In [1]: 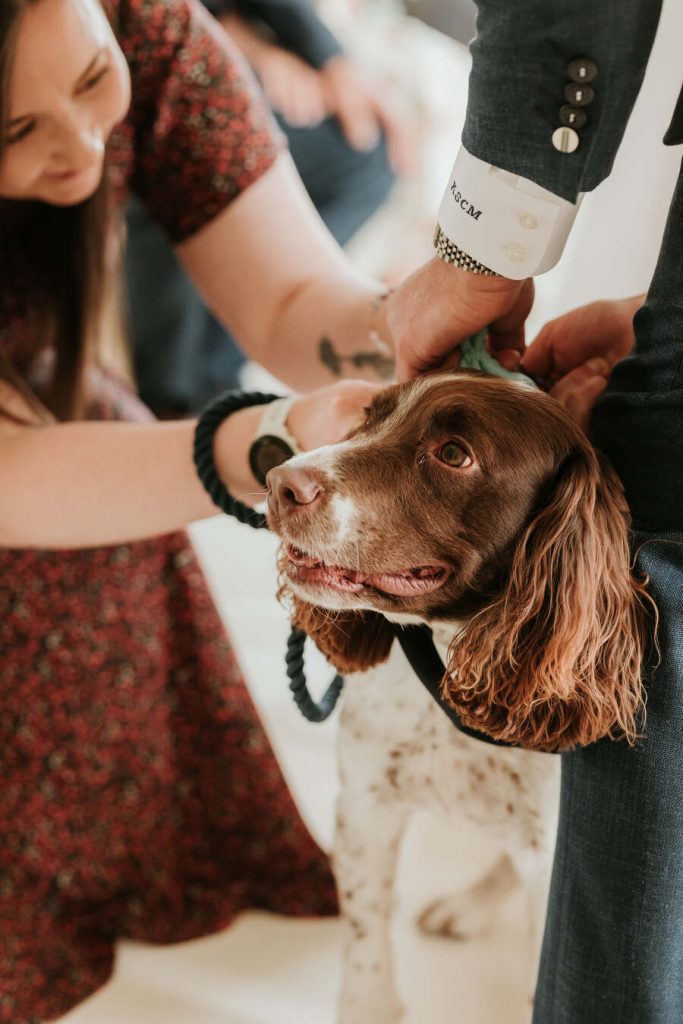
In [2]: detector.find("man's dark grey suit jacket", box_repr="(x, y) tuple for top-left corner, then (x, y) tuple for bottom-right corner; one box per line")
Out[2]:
(462, 0), (682, 535)
(462, 0), (680, 202)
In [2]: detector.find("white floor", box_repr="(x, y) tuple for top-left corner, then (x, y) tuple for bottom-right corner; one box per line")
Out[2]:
(62, 513), (537, 1024)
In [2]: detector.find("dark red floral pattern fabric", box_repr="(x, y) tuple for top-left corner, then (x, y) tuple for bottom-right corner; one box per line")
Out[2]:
(0, 2), (335, 1022)
(107, 0), (285, 242)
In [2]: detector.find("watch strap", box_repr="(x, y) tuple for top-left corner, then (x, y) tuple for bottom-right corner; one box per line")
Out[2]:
(255, 396), (301, 453)
(433, 224), (499, 277)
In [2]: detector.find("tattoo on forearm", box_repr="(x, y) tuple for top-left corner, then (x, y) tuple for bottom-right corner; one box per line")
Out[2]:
(319, 337), (394, 381)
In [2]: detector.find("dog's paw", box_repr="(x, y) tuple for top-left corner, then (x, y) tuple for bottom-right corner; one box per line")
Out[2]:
(417, 891), (500, 940)
(417, 856), (520, 940)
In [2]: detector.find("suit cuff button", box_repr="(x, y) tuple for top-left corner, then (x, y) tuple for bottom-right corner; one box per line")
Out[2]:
(552, 126), (580, 153)
(559, 104), (588, 129)
(564, 82), (595, 106)
(567, 57), (598, 84)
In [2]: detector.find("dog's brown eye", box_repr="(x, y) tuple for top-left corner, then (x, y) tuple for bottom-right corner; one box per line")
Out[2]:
(438, 441), (472, 468)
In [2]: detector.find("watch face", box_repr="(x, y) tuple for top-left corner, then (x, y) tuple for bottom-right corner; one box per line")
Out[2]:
(249, 434), (295, 486)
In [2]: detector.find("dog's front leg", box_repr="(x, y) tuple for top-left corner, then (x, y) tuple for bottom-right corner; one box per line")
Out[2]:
(334, 787), (409, 1024)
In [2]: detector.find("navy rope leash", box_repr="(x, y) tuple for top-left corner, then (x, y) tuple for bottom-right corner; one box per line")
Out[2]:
(286, 628), (344, 722)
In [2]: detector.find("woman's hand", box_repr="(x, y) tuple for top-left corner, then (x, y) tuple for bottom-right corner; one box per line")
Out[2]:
(210, 381), (382, 513)
(522, 296), (645, 432)
(287, 379), (383, 451)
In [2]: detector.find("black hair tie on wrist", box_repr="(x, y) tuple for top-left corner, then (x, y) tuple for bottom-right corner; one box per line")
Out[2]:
(193, 389), (344, 722)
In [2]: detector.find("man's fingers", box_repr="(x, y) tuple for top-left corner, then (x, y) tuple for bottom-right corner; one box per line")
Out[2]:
(520, 325), (556, 379)
(549, 358), (610, 401)
(396, 342), (465, 381)
(562, 377), (608, 432)
(489, 323), (526, 355)
(488, 278), (534, 355)
(391, 262), (533, 382)
(440, 349), (462, 371)
(549, 363), (609, 431)
(395, 348), (443, 382)
(495, 348), (522, 371)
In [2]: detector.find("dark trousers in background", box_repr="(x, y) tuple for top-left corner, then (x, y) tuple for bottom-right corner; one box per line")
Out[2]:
(534, 156), (683, 1023)
(125, 115), (394, 416)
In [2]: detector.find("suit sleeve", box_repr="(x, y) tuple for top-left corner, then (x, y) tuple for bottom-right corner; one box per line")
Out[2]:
(462, 0), (663, 203)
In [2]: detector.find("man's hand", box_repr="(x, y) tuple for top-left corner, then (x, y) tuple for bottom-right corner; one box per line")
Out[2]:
(523, 296), (644, 432)
(546, 359), (610, 432)
(389, 258), (534, 381)
(521, 296), (643, 382)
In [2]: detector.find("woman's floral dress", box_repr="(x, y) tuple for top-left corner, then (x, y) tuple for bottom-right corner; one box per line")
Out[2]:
(0, 2), (336, 1021)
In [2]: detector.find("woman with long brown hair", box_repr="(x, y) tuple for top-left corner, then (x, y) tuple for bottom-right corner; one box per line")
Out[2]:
(0, 0), (401, 1018)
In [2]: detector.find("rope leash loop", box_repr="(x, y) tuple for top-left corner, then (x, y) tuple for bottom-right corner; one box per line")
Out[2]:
(286, 628), (344, 722)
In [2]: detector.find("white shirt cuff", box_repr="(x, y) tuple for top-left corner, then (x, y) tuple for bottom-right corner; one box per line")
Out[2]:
(436, 146), (583, 279)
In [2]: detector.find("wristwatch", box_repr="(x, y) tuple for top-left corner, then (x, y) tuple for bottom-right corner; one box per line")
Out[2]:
(248, 396), (301, 486)
(433, 224), (499, 276)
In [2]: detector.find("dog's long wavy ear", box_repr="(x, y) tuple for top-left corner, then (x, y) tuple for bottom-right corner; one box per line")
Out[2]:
(290, 595), (395, 674)
(444, 446), (654, 753)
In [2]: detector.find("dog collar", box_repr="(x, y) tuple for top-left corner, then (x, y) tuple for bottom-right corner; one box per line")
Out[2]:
(392, 624), (519, 748)
(459, 329), (539, 390)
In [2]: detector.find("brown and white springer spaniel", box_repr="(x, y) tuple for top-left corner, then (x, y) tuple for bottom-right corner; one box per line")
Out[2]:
(267, 370), (650, 1023)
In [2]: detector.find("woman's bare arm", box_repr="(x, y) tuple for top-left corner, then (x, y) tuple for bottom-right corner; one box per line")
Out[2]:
(0, 381), (264, 548)
(0, 378), (376, 550)
(176, 153), (395, 390)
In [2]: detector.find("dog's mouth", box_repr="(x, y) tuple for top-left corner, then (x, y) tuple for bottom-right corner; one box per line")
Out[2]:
(284, 543), (451, 598)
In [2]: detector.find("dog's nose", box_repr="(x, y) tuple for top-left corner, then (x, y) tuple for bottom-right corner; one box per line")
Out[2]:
(268, 465), (324, 515)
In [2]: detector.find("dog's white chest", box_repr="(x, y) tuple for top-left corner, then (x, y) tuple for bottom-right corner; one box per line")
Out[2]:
(338, 636), (559, 838)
